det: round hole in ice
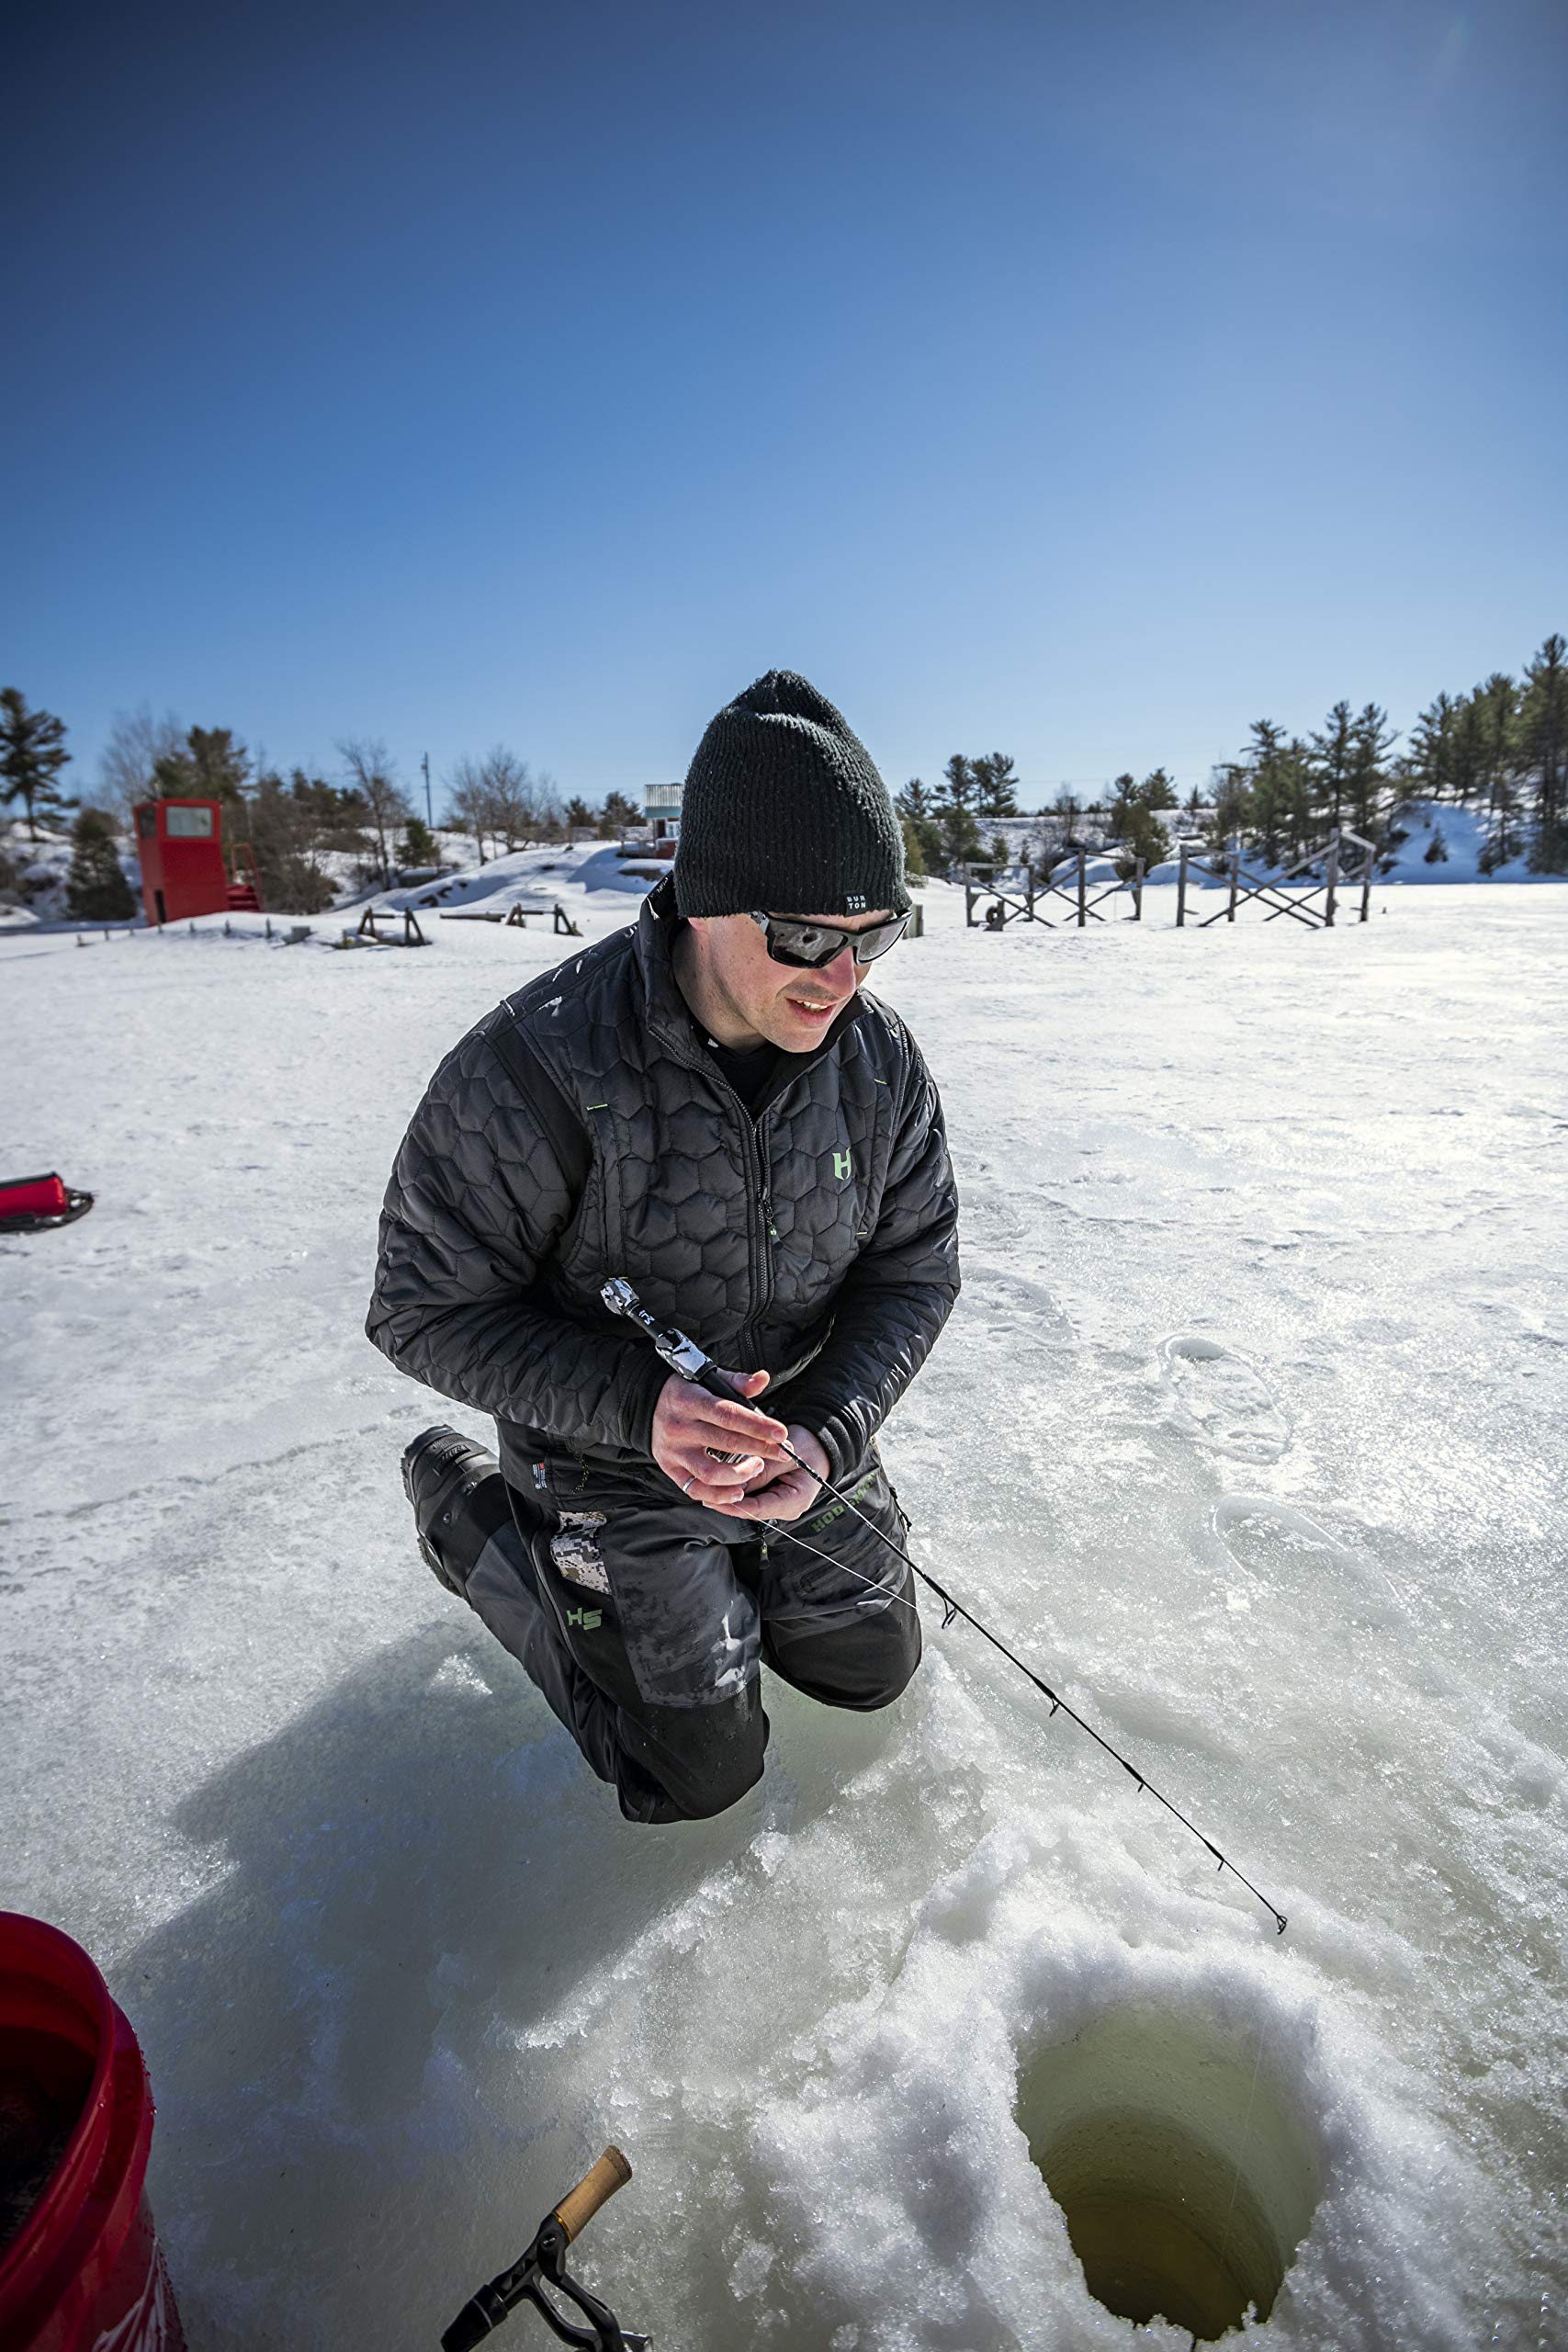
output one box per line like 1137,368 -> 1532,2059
1017,2005 -> 1318,2341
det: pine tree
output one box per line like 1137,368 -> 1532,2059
400,815 -> 438,867
1474,673 -> 1518,830
1404,693 -> 1457,803
65,808 -> 135,920
245,771 -> 338,911
933,756 -> 983,868
972,752 -> 1020,819
895,779 -> 943,875
1206,762 -> 1253,851
1308,701 -> 1356,829
1348,705 -> 1397,836
1108,772 -> 1175,873
1280,739 -> 1316,858
1519,633 -> 1568,871
1117,803 -> 1172,875
602,789 -> 641,832
0,688 -> 74,840
186,726 -> 250,800
1449,691 -> 1485,808
1479,770 -> 1525,872
1235,721 -> 1290,861
564,796 -> 596,831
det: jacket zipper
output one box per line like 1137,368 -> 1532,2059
654,1030 -> 778,1360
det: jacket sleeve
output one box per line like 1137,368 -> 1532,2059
366,1014 -> 669,1456
779,1036 -> 960,1484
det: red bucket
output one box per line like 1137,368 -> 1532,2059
0,1915 -> 186,2352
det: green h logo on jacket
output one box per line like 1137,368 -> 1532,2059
832,1148 -> 853,1182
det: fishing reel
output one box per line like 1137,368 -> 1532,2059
442,2147 -> 649,2351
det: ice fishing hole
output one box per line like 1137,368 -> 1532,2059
1017,2006 -> 1318,2341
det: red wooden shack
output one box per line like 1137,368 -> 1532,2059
132,799 -> 264,925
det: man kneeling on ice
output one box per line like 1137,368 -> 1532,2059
367,671 -> 960,1822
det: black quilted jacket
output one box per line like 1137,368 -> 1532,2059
367,877 -> 960,1487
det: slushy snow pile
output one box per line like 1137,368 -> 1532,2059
2,879 -> 1564,2349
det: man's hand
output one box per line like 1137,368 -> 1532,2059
651,1368 -> 790,1510
723,1424 -> 830,1522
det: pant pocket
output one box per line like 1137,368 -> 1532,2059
764,1463 -> 910,1631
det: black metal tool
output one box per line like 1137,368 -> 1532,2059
602,1274 -> 1289,1936
442,2147 -> 649,2351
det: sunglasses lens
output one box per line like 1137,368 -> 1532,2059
752,912 -> 909,967
852,917 -> 907,962
755,922 -> 833,967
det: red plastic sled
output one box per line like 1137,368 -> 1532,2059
0,1172 -> 95,1231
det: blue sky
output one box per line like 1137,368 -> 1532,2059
5,0 -> 1564,811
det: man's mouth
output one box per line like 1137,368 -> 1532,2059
785,996 -> 836,1020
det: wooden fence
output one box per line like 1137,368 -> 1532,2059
964,853 -> 1145,930
1174,829 -> 1379,929
965,829 -> 1382,933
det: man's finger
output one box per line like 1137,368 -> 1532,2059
668,1451 -> 750,1504
707,1448 -> 766,1479
725,1466 -> 816,1520
674,1472 -> 747,1508
683,1397 -> 788,1450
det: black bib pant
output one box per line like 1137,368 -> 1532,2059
449,1444 -> 921,1825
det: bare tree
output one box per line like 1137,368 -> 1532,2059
480,746 -> 545,851
96,705 -> 185,822
532,767 -> 565,842
446,745 -> 561,861
446,755 -> 493,864
337,737 -> 410,885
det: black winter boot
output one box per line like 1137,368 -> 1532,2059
401,1426 -> 516,1598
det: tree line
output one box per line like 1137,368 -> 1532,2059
0,699 -> 647,918
5,633 -> 1564,919
1204,637 -> 1565,873
892,632 -> 1567,880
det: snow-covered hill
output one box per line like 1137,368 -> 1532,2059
1373,797 -> 1549,884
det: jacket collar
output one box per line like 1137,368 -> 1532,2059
637,874 -> 867,1071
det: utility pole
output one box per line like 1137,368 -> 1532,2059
422,752 -> 433,831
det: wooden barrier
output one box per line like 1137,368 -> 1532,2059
964,853 -> 1144,931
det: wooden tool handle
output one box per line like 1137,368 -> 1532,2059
553,2146 -> 632,2243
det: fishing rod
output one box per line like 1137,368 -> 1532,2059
602,1278 -> 1288,1936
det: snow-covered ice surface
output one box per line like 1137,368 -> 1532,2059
3,884 -> 1565,2349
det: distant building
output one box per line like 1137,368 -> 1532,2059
644,782 -> 682,842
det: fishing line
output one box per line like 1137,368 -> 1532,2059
765,1449 -> 1288,1934
601,1279 -> 1289,1935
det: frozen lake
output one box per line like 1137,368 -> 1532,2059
3,876 -> 1564,2348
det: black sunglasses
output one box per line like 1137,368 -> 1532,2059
747,910 -> 909,969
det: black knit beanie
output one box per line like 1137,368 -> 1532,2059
673,670 -> 909,919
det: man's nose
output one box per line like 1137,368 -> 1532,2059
821,944 -> 859,990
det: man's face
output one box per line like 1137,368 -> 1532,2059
688,909 -> 896,1053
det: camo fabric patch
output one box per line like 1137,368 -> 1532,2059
548,1510 -> 610,1593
